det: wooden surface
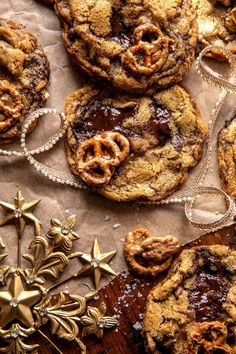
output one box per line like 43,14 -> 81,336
29,223 -> 236,353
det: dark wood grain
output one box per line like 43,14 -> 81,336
29,223 -> 236,353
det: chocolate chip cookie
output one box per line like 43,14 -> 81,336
66,84 -> 207,202
143,245 -> 236,353
193,0 -> 236,57
55,0 -> 197,93
0,18 -> 50,144
218,116 -> 236,199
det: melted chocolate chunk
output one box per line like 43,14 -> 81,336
74,101 -> 138,141
188,249 -> 231,323
111,13 -> 134,47
147,104 -> 172,146
73,100 -> 173,147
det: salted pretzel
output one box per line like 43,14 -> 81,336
187,321 -> 232,353
124,228 -> 181,276
122,24 -> 169,75
0,80 -> 23,132
76,131 -> 130,186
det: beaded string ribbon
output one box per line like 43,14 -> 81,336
0,46 -> 235,232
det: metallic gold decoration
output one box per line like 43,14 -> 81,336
47,215 -> 80,252
0,238 -> 7,263
77,238 -> 117,289
81,302 -> 118,339
0,190 -> 40,237
0,324 -> 39,353
0,192 -> 118,354
0,273 -> 41,328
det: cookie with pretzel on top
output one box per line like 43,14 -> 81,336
65,83 -> 207,202
143,245 -> 236,353
54,0 -> 197,93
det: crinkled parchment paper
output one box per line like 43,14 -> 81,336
0,0 -> 235,295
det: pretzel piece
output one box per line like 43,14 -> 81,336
124,228 -> 181,276
122,24 -> 169,75
187,321 -> 232,354
76,131 -> 130,186
0,80 -> 23,133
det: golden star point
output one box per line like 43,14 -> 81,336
77,238 -> 117,289
0,190 -> 41,237
0,274 -> 41,328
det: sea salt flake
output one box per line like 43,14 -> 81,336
133,322 -> 142,331
113,223 -> 121,229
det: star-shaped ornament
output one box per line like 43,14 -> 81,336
77,238 -> 117,289
0,190 -> 41,237
0,274 -> 41,328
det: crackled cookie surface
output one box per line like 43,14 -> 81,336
193,0 -> 236,56
143,245 -> 236,353
66,84 -> 207,202
55,0 -> 197,93
0,18 -> 49,143
218,116 -> 236,199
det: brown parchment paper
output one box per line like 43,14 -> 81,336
0,0 -> 235,295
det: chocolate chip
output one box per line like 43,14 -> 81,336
188,250 -> 231,322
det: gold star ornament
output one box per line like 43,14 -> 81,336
77,238 -> 117,289
0,274 -> 41,328
0,190 -> 41,237
0,191 -> 118,354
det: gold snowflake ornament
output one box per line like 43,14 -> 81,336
0,191 -> 118,354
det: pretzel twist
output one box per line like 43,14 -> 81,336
124,228 -> 181,276
0,80 -> 23,132
122,24 -> 169,75
76,131 -> 130,186
187,321 -> 232,353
